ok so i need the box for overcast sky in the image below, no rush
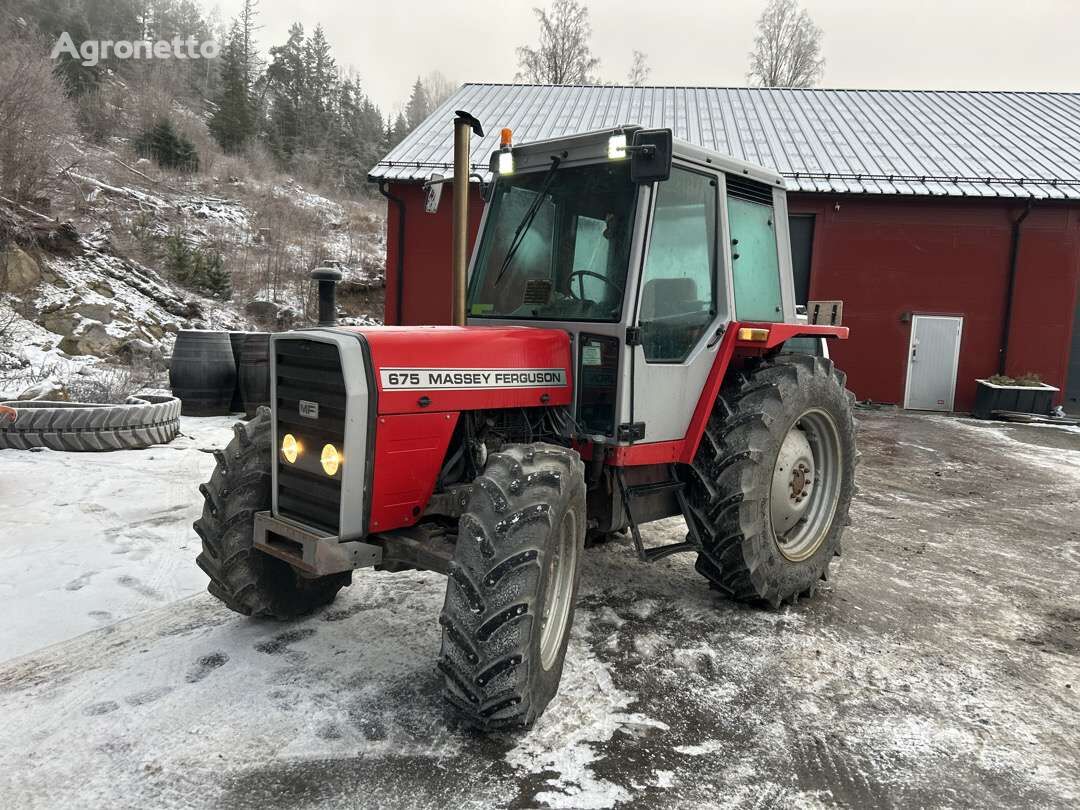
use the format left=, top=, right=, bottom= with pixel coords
left=215, top=0, right=1080, bottom=114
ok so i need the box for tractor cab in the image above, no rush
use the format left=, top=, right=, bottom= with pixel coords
left=467, top=126, right=799, bottom=445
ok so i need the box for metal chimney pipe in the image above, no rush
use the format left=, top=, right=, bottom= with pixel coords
left=311, top=263, right=343, bottom=327
left=452, top=111, right=484, bottom=326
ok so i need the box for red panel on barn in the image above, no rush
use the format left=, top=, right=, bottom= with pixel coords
left=383, top=182, right=484, bottom=326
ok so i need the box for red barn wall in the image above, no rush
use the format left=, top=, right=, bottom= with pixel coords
left=384, top=183, right=1080, bottom=413
left=383, top=182, right=484, bottom=326
left=789, top=195, right=1080, bottom=411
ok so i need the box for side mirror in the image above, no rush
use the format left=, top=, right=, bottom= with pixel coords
left=630, top=128, right=673, bottom=184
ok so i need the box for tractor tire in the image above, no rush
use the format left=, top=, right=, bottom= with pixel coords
left=0, top=396, right=180, bottom=451
left=194, top=407, right=350, bottom=618
left=687, top=354, right=856, bottom=606
left=438, top=443, right=586, bottom=730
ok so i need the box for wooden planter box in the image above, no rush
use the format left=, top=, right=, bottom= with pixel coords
left=973, top=379, right=1059, bottom=419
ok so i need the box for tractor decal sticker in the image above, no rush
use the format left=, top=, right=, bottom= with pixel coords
left=380, top=368, right=568, bottom=390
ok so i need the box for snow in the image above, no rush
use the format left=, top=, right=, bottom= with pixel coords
left=0, top=411, right=1078, bottom=808
left=0, top=416, right=237, bottom=657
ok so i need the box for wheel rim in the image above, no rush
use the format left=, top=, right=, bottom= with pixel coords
left=539, top=509, right=578, bottom=670
left=769, top=408, right=842, bottom=562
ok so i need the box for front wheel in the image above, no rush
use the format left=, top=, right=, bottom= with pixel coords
left=194, top=408, right=350, bottom=618
left=438, top=443, right=586, bottom=730
left=687, top=354, right=856, bottom=606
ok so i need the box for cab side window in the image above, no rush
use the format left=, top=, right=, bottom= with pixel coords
left=728, top=176, right=784, bottom=322
left=638, top=168, right=717, bottom=362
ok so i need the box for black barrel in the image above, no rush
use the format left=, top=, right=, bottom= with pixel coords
left=228, top=331, right=249, bottom=413
left=239, top=332, right=271, bottom=419
left=169, top=330, right=237, bottom=416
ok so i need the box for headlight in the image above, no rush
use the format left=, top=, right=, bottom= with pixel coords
left=320, top=443, right=341, bottom=476
left=281, top=433, right=299, bottom=463
left=498, top=149, right=514, bottom=175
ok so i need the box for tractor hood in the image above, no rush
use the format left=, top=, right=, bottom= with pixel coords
left=336, top=325, right=574, bottom=415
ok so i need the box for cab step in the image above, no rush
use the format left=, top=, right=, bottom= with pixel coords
left=615, top=465, right=702, bottom=563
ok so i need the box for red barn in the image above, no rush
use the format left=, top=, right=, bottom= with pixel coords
left=369, top=84, right=1080, bottom=414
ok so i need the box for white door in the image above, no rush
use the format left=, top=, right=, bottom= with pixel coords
left=904, top=315, right=963, bottom=411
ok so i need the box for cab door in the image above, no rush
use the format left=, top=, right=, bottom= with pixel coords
left=627, top=163, right=726, bottom=443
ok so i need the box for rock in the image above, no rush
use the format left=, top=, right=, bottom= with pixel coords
left=42, top=309, right=81, bottom=337
left=245, top=300, right=280, bottom=327
left=117, top=338, right=165, bottom=369
left=2, top=247, right=42, bottom=293
left=59, top=318, right=124, bottom=357
left=72, top=302, right=116, bottom=324
left=87, top=279, right=115, bottom=298
left=18, top=380, right=67, bottom=401
left=245, top=300, right=297, bottom=330
left=162, top=322, right=179, bottom=334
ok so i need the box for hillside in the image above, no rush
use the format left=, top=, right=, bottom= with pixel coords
left=0, top=138, right=385, bottom=402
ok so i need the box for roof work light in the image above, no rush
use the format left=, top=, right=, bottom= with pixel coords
left=608, top=133, right=628, bottom=160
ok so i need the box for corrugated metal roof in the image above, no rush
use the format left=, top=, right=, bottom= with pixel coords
left=369, top=84, right=1080, bottom=200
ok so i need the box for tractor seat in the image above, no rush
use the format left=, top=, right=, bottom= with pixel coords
left=639, top=277, right=699, bottom=319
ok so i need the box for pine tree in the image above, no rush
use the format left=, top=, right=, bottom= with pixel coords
left=209, top=21, right=254, bottom=152
left=390, top=112, right=409, bottom=148
left=266, top=22, right=306, bottom=159
left=200, top=252, right=232, bottom=299
left=405, top=77, right=429, bottom=130
left=301, top=25, right=337, bottom=150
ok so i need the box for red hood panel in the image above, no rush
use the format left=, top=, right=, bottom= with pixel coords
left=339, top=325, right=573, bottom=414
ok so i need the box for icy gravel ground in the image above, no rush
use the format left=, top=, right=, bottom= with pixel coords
left=1, top=411, right=1079, bottom=809
left=0, top=416, right=237, bottom=658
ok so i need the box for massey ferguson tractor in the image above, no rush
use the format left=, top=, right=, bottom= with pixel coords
left=194, top=116, right=855, bottom=730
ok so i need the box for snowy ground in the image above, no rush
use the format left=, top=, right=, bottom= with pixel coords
left=1, top=411, right=1078, bottom=808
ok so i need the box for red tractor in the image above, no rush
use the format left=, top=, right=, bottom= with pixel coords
left=194, top=121, right=855, bottom=730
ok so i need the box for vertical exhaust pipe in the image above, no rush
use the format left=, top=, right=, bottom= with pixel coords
left=452, top=111, right=484, bottom=326
left=311, top=262, right=343, bottom=326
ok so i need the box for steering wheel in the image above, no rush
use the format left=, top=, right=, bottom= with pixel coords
left=567, top=270, right=623, bottom=301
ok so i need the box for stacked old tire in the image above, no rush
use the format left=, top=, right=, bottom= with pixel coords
left=170, top=330, right=237, bottom=416
left=238, top=332, right=271, bottom=418
left=228, top=331, right=249, bottom=413
left=0, top=395, right=181, bottom=451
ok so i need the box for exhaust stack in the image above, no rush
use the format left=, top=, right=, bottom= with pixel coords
left=452, top=111, right=484, bottom=326
left=311, top=263, right=343, bottom=326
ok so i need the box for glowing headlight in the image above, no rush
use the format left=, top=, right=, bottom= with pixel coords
left=320, top=444, right=341, bottom=476
left=498, top=149, right=514, bottom=175
left=281, top=433, right=299, bottom=463
left=608, top=134, right=627, bottom=160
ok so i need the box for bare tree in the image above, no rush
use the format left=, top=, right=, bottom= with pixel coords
left=747, top=0, right=825, bottom=88
left=515, top=0, right=600, bottom=85
left=0, top=30, right=77, bottom=202
left=626, top=50, right=650, bottom=86
left=423, top=70, right=459, bottom=109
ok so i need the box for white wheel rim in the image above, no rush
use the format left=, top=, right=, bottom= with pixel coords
left=539, top=510, right=577, bottom=671
left=770, top=408, right=842, bottom=562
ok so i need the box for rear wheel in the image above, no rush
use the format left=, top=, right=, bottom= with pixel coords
left=194, top=408, right=350, bottom=618
left=438, top=443, right=586, bottom=730
left=687, top=354, right=856, bottom=605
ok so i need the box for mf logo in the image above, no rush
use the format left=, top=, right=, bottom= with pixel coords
left=299, top=400, right=319, bottom=419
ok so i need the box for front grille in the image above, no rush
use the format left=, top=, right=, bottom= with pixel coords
left=275, top=339, right=345, bottom=533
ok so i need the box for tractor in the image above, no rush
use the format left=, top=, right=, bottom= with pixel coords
left=194, top=118, right=856, bottom=730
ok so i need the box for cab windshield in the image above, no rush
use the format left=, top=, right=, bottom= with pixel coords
left=468, top=161, right=638, bottom=322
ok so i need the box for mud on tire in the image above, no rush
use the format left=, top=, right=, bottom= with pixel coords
left=194, top=407, right=350, bottom=618
left=687, top=354, right=856, bottom=606
left=438, top=443, right=586, bottom=730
